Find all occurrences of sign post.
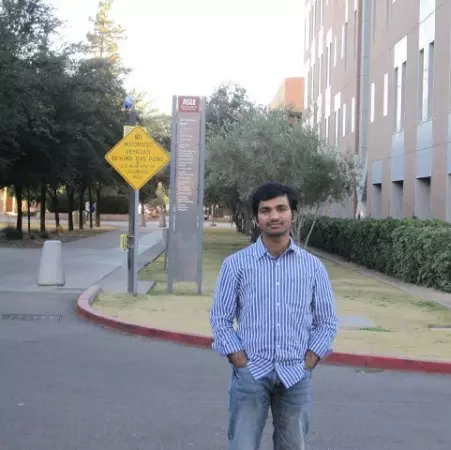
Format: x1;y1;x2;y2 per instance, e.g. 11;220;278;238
105;108;170;296
167;95;206;294
124;107;139;295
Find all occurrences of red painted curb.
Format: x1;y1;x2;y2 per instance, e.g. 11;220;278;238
77;288;451;376
324;352;451;374
76;286;213;348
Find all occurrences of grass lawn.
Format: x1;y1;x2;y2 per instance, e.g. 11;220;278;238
0;222;117;247
94;228;451;362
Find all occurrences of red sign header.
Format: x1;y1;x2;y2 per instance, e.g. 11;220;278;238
178;96;200;113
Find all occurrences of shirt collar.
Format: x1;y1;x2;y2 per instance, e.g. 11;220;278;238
253;234;301;259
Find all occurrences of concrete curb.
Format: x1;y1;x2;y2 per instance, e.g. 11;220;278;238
77;288;451;376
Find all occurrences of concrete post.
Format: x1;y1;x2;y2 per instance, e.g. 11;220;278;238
37;240;65;286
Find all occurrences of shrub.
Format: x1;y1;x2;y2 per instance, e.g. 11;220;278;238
300;215;451;293
0;226;23;240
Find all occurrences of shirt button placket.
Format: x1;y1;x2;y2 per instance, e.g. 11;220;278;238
275;261;281;356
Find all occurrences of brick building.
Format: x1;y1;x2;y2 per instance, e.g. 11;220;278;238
270;77;305;124
0;188;17;214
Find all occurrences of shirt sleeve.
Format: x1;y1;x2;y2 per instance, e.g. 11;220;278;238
308;261;339;359
209;257;244;357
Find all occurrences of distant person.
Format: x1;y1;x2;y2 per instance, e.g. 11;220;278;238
210;181;338;450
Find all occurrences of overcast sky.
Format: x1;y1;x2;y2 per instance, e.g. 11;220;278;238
45;0;305;114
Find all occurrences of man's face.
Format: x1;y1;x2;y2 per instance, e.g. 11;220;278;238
256;195;293;237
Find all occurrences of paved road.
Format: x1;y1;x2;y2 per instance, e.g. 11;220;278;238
0;291;450;450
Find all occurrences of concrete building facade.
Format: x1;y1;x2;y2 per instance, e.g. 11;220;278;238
303;0;451;221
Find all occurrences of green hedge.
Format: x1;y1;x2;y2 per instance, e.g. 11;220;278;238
300;216;451;293
47;195;129;214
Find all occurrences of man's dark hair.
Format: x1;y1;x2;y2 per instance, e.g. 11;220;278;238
251;182;297;217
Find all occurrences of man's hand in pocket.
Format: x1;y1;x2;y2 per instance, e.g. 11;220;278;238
304;350;320;369
227;351;248;368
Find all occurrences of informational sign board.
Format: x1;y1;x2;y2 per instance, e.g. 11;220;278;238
167;95;206;294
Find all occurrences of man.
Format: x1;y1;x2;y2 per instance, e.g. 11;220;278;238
210;181;338;450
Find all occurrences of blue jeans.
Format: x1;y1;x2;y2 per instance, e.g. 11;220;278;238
228;366;312;450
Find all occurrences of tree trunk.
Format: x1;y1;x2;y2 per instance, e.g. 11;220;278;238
295;211;307;243
67;187;75;231
303;204;322;250
95;187;101;227
88;186;93;229
210;204;216;226
15;184;23;235
50;188;60;229
27;186;31;235
78;186;85;230
304;214;318;250
39;183;46;233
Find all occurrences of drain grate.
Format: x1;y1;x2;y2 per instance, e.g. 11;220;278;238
0;313;63;322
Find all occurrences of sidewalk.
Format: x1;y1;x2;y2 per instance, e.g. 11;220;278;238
0;224;163;293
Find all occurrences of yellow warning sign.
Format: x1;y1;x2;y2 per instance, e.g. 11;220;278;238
105;126;170;190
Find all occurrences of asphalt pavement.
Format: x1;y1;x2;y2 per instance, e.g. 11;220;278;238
0;290;450;450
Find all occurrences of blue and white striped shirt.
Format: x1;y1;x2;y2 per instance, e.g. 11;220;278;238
210;236;338;388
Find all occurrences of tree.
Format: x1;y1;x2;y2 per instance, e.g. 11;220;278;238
206;105;357;243
203;82;254;224
0;0;128;236
205;81;253;132
86;0;125;62
0;0;63;234
83;0;128;228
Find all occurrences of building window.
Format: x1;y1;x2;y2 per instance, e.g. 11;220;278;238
334;36;337;67
386;0;391;27
342;103;347;136
370;82;375;123
334;110;339;144
319;0;324;27
418;49;425;121
394;62;407;132
420;0;436;22
372;0;377;42
318;55;322;94
325;116;330;142
372;184;382;218
326;42;332;87
342;22;348;66
415;177;431;219
449;28;451;111
354;10;358;60
428;41;435;119
383;73;388;116
391;181;404;217
418;41;435;122
351;96;355;132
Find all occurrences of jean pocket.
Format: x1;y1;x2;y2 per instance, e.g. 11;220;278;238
232;364;249;379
